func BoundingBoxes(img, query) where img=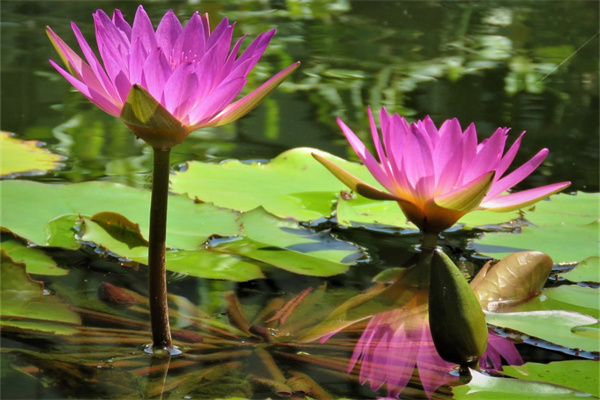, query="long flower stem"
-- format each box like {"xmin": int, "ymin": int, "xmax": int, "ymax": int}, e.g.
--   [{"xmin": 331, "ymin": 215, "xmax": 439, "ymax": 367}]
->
[{"xmin": 148, "ymin": 147, "xmax": 173, "ymax": 350}]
